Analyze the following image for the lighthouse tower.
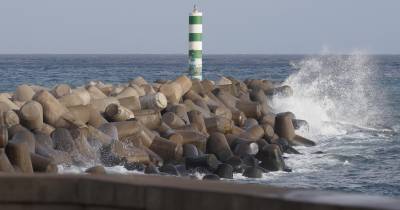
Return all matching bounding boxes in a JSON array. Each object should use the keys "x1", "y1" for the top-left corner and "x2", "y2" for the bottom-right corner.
[{"x1": 188, "y1": 5, "x2": 203, "y2": 80}]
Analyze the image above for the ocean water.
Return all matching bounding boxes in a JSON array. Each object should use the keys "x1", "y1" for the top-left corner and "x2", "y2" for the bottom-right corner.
[{"x1": 0, "y1": 54, "x2": 399, "y2": 197}]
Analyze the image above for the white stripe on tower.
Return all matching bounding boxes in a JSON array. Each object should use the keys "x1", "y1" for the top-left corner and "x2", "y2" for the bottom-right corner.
[
  {"x1": 188, "y1": 5, "x2": 202, "y2": 80},
  {"x1": 189, "y1": 24, "x2": 202, "y2": 33},
  {"x1": 189, "y1": 41, "x2": 202, "y2": 50}
]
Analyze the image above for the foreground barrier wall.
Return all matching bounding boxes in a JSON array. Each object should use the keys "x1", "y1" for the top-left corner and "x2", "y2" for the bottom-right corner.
[{"x1": 0, "y1": 174, "x2": 399, "y2": 210}]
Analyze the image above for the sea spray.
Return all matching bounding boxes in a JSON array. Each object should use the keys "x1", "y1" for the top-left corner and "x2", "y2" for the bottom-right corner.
[
  {"x1": 271, "y1": 52, "x2": 385, "y2": 138},
  {"x1": 260, "y1": 53, "x2": 400, "y2": 192}
]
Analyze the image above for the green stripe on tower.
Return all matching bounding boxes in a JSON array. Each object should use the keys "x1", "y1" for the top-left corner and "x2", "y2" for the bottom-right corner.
[
  {"x1": 189, "y1": 50, "x2": 202, "y2": 59},
  {"x1": 189, "y1": 33, "x2": 202, "y2": 41},
  {"x1": 189, "y1": 16, "x2": 202, "y2": 24}
]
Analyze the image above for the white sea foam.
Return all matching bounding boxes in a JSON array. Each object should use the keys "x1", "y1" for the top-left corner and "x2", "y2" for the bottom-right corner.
[
  {"x1": 271, "y1": 52, "x2": 383, "y2": 139},
  {"x1": 58, "y1": 165, "x2": 87, "y2": 174},
  {"x1": 58, "y1": 164, "x2": 144, "y2": 174}
]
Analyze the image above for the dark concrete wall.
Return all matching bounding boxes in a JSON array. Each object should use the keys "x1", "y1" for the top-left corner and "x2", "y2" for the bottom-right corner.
[{"x1": 0, "y1": 174, "x2": 398, "y2": 210}]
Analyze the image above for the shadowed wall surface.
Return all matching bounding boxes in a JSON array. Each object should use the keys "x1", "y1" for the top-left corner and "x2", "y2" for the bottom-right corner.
[{"x1": 0, "y1": 174, "x2": 399, "y2": 210}]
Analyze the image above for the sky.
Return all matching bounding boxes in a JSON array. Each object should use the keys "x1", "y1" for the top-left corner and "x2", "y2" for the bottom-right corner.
[{"x1": 0, "y1": 0, "x2": 399, "y2": 54}]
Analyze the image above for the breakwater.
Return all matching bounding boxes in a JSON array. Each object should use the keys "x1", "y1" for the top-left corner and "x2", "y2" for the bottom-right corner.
[{"x1": 1, "y1": 75, "x2": 315, "y2": 178}]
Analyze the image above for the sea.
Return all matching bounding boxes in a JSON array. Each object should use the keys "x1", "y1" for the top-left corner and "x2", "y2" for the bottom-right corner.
[{"x1": 0, "y1": 54, "x2": 399, "y2": 197}]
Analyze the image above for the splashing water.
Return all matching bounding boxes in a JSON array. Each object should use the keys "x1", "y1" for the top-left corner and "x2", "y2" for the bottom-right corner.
[
  {"x1": 261, "y1": 53, "x2": 400, "y2": 196},
  {"x1": 271, "y1": 52, "x2": 385, "y2": 138}
]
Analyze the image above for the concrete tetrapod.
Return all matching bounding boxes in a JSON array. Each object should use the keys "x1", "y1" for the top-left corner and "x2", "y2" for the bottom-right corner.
[
  {"x1": 207, "y1": 132, "x2": 233, "y2": 162},
  {"x1": 274, "y1": 114, "x2": 316, "y2": 147},
  {"x1": 19, "y1": 101, "x2": 44, "y2": 130}
]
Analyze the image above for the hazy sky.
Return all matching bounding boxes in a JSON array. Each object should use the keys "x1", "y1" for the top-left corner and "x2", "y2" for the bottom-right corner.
[{"x1": 0, "y1": 0, "x2": 399, "y2": 54}]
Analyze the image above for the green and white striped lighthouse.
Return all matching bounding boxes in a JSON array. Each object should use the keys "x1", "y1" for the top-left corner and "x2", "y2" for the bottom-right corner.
[{"x1": 188, "y1": 5, "x2": 203, "y2": 80}]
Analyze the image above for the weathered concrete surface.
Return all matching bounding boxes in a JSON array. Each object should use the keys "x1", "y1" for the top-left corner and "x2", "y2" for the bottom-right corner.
[{"x1": 0, "y1": 174, "x2": 399, "y2": 210}]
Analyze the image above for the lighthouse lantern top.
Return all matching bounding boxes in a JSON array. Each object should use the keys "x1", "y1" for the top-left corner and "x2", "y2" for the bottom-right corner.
[{"x1": 191, "y1": 4, "x2": 202, "y2": 16}]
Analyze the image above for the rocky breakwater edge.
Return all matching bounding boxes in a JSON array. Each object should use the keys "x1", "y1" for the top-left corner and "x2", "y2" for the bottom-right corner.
[{"x1": 0, "y1": 75, "x2": 316, "y2": 180}]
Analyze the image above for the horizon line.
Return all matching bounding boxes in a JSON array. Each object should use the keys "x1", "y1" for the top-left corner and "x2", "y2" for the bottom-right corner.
[{"x1": 0, "y1": 53, "x2": 399, "y2": 56}]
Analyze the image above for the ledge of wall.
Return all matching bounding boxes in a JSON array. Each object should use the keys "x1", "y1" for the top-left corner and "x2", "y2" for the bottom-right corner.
[{"x1": 0, "y1": 174, "x2": 398, "y2": 210}]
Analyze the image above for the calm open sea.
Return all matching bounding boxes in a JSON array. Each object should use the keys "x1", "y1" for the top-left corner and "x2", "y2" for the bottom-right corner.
[{"x1": 0, "y1": 54, "x2": 399, "y2": 196}]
